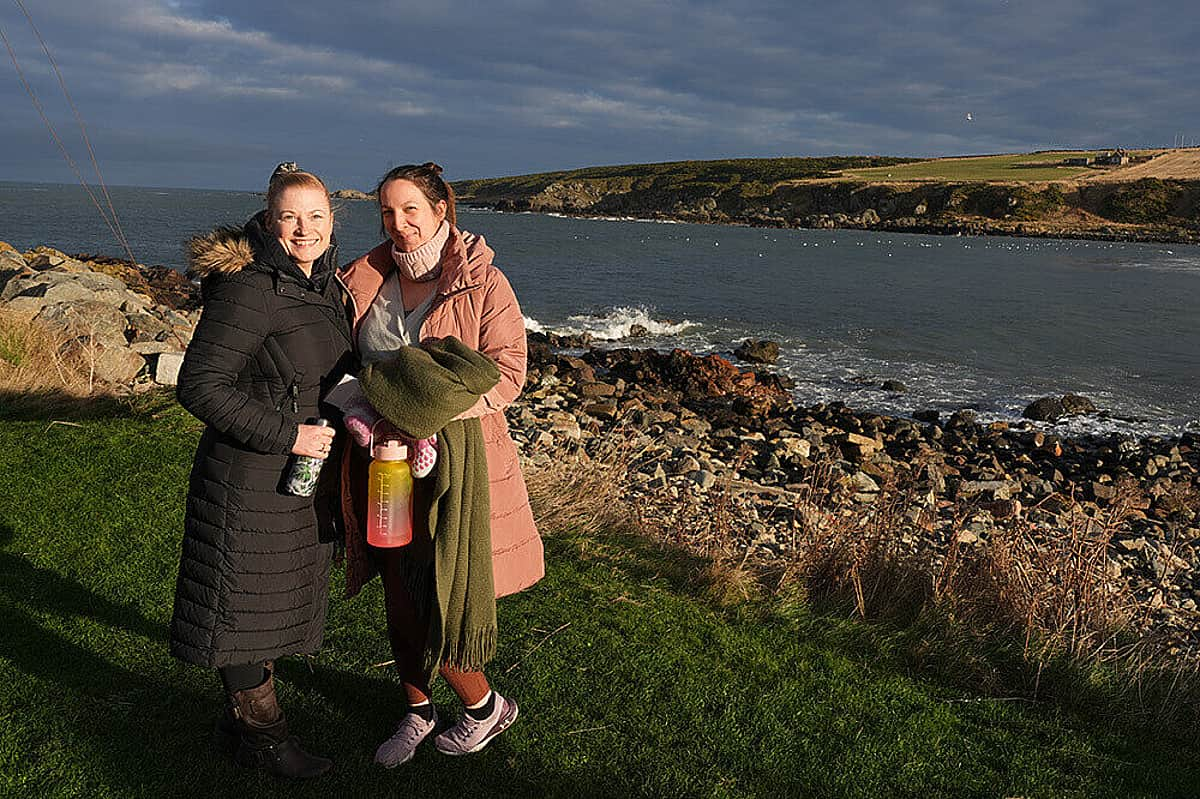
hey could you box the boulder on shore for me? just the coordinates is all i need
[734,338,780,364]
[0,243,197,391]
[1024,393,1100,422]
[1024,396,1065,422]
[1061,393,1098,415]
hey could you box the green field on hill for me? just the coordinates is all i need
[836,151,1112,183]
[454,156,919,198]
[2,396,1198,798]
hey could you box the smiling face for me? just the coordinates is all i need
[269,185,332,274]
[379,178,447,253]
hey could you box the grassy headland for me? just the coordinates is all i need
[1,395,1199,798]
[453,149,1200,243]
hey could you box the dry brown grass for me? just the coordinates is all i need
[0,311,132,417]
[0,311,94,394]
[777,471,1146,665]
[523,437,641,539]
[520,427,1200,725]
[523,434,759,605]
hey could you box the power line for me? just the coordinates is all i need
[1,4,136,266]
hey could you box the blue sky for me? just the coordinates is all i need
[1,0,1197,190]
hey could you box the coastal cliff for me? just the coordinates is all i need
[454,152,1200,243]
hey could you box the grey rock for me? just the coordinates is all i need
[154,351,185,386]
[1024,396,1065,422]
[36,301,128,348]
[734,339,780,364]
[89,341,145,385]
[1061,394,1098,415]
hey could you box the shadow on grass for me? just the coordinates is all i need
[0,388,176,422]
[0,522,659,798]
[280,660,643,799]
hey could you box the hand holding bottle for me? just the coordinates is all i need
[292,422,336,459]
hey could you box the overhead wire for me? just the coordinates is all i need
[2,1,137,266]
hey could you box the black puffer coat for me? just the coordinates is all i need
[169,214,354,668]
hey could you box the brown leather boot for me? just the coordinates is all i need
[214,661,275,755]
[227,672,332,779]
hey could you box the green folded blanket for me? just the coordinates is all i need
[361,336,501,671]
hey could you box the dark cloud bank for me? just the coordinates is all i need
[1,0,1197,190]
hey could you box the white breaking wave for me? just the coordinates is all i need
[527,306,694,340]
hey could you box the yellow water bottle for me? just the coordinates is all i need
[367,440,413,547]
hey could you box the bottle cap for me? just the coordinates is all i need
[373,440,408,461]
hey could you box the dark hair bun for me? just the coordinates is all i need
[421,162,443,176]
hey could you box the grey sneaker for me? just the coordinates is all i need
[434,693,518,755]
[374,706,438,768]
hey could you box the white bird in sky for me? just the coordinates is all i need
[965,112,973,122]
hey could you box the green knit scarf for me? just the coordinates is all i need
[360,336,501,671]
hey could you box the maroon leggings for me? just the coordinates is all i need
[376,547,490,707]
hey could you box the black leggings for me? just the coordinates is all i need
[219,662,269,694]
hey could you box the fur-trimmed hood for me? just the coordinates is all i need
[186,214,337,287]
[186,226,254,277]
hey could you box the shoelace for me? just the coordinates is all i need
[445,714,485,743]
[391,716,433,746]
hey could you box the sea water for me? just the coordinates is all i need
[3,181,1197,436]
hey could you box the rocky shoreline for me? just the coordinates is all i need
[3,243,1197,658]
[457,169,1200,245]
[468,202,1200,245]
[509,336,1200,657]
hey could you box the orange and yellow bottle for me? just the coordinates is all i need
[367,440,413,547]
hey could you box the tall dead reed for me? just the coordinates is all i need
[0,310,98,397]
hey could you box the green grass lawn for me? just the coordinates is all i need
[836,152,1103,183]
[1,395,1198,798]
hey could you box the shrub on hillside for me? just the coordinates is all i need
[1101,178,1179,223]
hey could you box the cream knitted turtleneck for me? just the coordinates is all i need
[391,220,449,282]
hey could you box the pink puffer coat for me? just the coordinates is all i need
[337,226,544,599]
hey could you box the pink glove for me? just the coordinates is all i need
[343,397,438,478]
[343,397,384,449]
[408,434,438,479]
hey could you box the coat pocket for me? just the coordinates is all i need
[262,335,305,415]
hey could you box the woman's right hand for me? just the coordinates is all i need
[292,423,336,459]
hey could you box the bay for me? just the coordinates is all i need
[3,181,1197,436]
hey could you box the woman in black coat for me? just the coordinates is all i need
[170,165,353,779]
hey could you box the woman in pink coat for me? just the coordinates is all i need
[337,162,543,767]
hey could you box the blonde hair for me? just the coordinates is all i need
[266,170,331,215]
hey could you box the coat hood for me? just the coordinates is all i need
[439,227,497,294]
[186,226,254,277]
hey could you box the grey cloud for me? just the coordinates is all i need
[1,0,1198,189]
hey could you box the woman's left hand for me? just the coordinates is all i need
[293,423,336,459]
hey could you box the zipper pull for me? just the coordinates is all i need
[290,383,299,415]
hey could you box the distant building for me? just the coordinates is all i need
[1096,149,1130,166]
[1064,156,1093,166]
